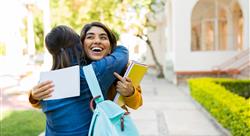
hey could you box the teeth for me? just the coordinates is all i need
[91,47,102,52]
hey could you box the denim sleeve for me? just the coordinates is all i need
[81,45,128,99]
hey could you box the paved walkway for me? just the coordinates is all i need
[129,74,230,136]
[1,70,231,136]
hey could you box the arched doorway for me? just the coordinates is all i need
[191,0,243,51]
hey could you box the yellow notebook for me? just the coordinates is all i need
[114,60,148,105]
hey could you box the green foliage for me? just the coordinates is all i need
[34,13,44,53]
[1,110,46,136]
[48,0,164,37]
[188,78,250,136]
[21,0,163,54]
[215,80,250,99]
[50,0,123,34]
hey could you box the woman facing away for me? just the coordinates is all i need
[30,22,142,135]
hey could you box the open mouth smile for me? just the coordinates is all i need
[91,47,103,53]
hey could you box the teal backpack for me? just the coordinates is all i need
[83,64,140,136]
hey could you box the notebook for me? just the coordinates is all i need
[114,60,148,105]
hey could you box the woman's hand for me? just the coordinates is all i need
[113,72,134,97]
[31,80,54,100]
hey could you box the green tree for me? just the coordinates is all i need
[50,0,123,33]
[118,0,166,78]
[48,0,165,77]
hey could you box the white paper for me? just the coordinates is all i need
[39,65,80,100]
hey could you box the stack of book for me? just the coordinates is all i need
[114,60,148,105]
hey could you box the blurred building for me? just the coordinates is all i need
[146,0,250,83]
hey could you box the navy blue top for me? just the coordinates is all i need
[40,46,128,136]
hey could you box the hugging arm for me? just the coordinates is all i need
[82,45,129,99]
[28,45,128,108]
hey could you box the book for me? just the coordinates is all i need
[39,65,80,100]
[114,60,148,105]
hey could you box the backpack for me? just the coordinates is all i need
[83,64,140,136]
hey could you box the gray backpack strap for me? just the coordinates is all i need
[82,64,104,103]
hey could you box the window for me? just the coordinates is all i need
[191,0,243,51]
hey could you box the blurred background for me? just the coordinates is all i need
[0,0,249,136]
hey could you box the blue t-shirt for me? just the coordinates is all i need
[40,46,128,136]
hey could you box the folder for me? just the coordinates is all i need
[114,60,148,105]
[40,65,80,100]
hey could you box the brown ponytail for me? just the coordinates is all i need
[45,25,83,70]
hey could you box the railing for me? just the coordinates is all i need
[213,48,250,75]
[175,49,249,78]
[238,59,250,71]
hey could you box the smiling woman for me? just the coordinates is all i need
[84,26,112,60]
[80,22,117,61]
[80,22,143,109]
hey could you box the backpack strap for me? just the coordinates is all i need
[82,64,104,104]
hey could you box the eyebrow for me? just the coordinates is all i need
[86,32,108,36]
